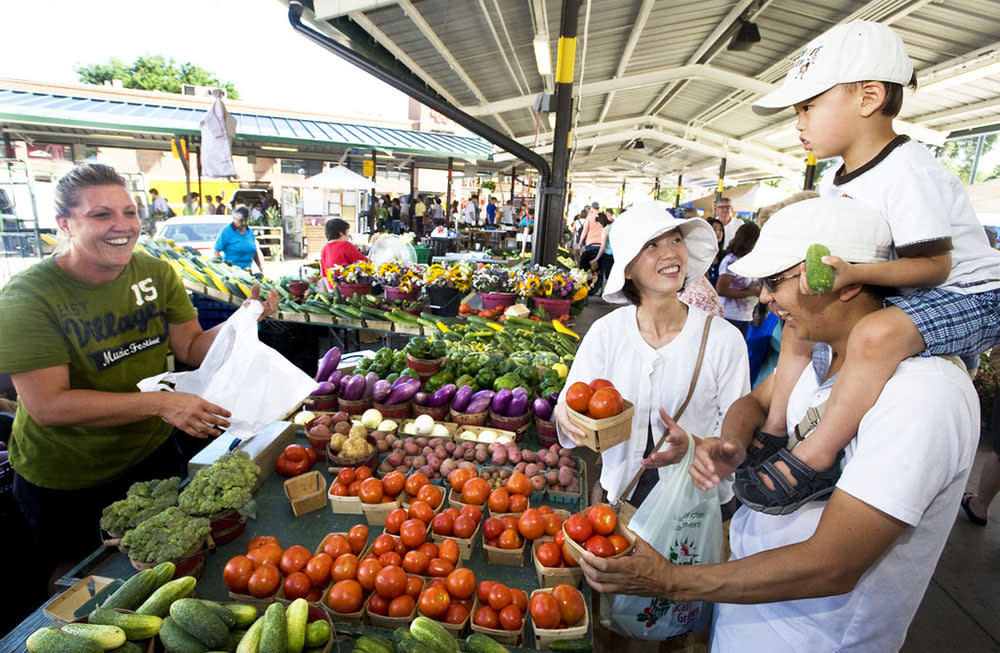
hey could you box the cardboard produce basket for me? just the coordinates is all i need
[328,488,364,515]
[469,597,525,646]
[44,575,120,625]
[529,587,589,650]
[483,538,526,567]
[532,538,584,589]
[362,496,402,526]
[284,470,328,517]
[565,400,635,453]
[561,506,637,565]
[430,519,481,561]
[365,587,420,629]
[321,584,366,625]
[454,424,517,443]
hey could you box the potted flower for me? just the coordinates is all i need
[516,265,589,318]
[327,261,376,298]
[472,264,518,310]
[423,262,472,316]
[375,261,427,301]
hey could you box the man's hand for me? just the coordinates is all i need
[641,409,699,469]
[580,534,673,597]
[553,401,587,448]
[245,284,280,321]
[690,437,746,491]
[158,392,231,438]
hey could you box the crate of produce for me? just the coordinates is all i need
[281,311,311,324]
[469,597,526,646]
[561,505,637,565]
[530,587,589,650]
[429,516,481,561]
[373,400,412,420]
[450,407,489,426]
[566,400,634,453]
[365,582,421,629]
[483,538,525,567]
[328,488,363,515]
[322,582,366,625]
[453,425,517,444]
[44,575,120,625]
[532,538,584,589]
[284,470,328,517]
[362,497,402,526]
[399,418,458,439]
[412,402,449,420]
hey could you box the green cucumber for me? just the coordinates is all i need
[285,598,309,653]
[89,607,162,640]
[805,243,835,292]
[235,616,264,653]
[59,623,126,649]
[259,602,287,653]
[136,576,197,617]
[169,599,229,649]
[158,616,208,653]
[196,600,237,629]
[547,639,594,652]
[304,619,331,648]
[225,604,258,629]
[102,569,158,611]
[395,638,435,653]
[151,562,176,589]
[410,616,459,652]
[26,627,103,653]
[355,634,395,653]
[108,641,145,653]
[464,633,510,653]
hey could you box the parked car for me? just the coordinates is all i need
[153,215,231,255]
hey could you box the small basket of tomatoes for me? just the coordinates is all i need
[561,504,636,565]
[365,564,423,629]
[417,571,476,637]
[564,379,634,453]
[470,581,529,646]
[532,535,584,589]
[529,585,589,650]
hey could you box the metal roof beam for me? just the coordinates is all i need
[313,0,398,20]
[913,98,1000,125]
[595,0,655,125]
[396,0,516,138]
[462,64,774,117]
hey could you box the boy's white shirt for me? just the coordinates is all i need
[713,351,977,652]
[820,139,1000,294]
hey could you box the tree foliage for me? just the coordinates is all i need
[76,55,239,100]
[935,135,1000,184]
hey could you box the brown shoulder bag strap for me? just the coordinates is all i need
[616,314,714,504]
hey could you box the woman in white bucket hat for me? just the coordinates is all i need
[554,199,751,510]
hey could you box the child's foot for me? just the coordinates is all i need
[740,429,789,469]
[734,448,843,515]
[960,492,988,526]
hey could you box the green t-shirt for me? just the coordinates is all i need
[0,253,197,489]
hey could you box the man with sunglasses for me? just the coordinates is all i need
[579,197,978,651]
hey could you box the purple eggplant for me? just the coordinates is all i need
[372,380,393,404]
[451,385,474,413]
[470,389,495,402]
[466,395,492,414]
[549,391,561,405]
[362,372,380,399]
[428,384,457,408]
[327,369,343,388]
[533,397,553,421]
[385,378,421,405]
[413,391,430,406]
[512,387,529,398]
[392,375,411,388]
[316,346,341,382]
[342,374,367,400]
[492,389,513,415]
[506,392,529,417]
[311,381,336,396]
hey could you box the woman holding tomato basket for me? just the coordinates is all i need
[554,200,750,507]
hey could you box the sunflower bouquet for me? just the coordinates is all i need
[327,260,375,285]
[423,262,473,291]
[471,265,516,293]
[515,265,589,300]
[375,262,427,293]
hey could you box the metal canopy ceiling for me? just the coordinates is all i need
[286,0,1000,188]
[0,82,497,171]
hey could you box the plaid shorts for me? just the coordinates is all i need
[887,286,1000,359]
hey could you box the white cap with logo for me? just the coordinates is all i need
[729,197,892,279]
[752,20,914,116]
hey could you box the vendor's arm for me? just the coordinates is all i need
[253,246,264,273]
[12,365,230,437]
[581,488,905,602]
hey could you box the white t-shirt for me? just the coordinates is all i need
[820,137,1000,294]
[556,305,750,504]
[462,203,477,225]
[500,205,515,225]
[712,351,978,652]
[717,253,758,322]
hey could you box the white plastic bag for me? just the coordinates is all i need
[138,302,315,439]
[609,434,722,640]
[200,95,237,178]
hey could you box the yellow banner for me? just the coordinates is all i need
[363,160,375,177]
[555,36,577,84]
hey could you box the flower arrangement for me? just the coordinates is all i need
[327,260,375,285]
[375,262,427,293]
[471,264,516,293]
[515,265,589,300]
[423,262,473,291]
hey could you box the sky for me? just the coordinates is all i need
[0,0,411,121]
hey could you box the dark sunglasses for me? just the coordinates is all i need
[761,271,801,293]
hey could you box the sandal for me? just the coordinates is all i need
[734,448,843,516]
[961,492,988,526]
[740,429,789,469]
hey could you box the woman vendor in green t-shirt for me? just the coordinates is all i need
[0,164,278,590]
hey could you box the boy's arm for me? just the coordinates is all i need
[817,251,950,292]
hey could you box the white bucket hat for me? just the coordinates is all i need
[602,200,718,304]
[752,20,913,116]
[729,197,891,279]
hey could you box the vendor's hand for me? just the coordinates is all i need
[580,534,673,598]
[641,409,699,469]
[797,256,854,295]
[690,436,746,491]
[158,392,231,438]
[244,284,280,321]
[553,401,587,448]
